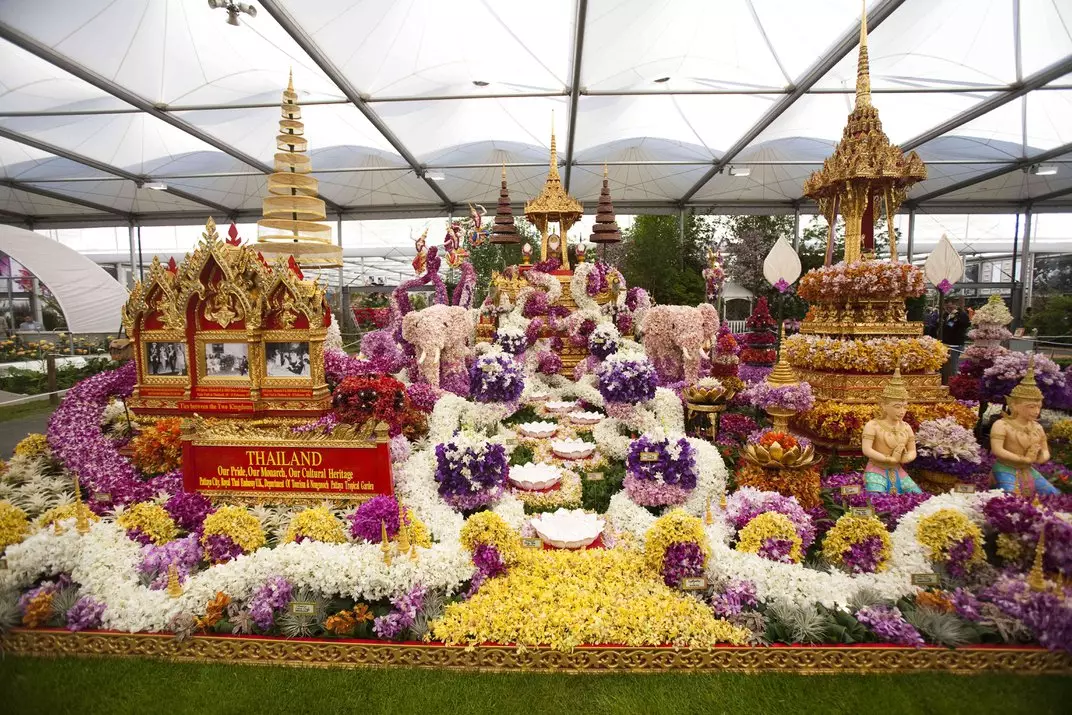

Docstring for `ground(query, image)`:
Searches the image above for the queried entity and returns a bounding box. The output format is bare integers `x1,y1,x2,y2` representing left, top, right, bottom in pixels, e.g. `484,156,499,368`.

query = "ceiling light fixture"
138,181,168,190
728,166,751,177
426,171,446,182
653,76,671,84
1029,164,1058,176
207,0,256,26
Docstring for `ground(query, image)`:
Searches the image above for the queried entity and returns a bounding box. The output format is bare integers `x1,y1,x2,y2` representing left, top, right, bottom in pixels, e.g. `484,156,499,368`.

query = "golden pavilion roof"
802,6,927,201
524,126,583,222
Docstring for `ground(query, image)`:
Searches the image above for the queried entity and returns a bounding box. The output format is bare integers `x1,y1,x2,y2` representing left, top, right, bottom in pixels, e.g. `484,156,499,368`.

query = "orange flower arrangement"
21,591,54,628
915,590,955,613
795,401,975,446
325,604,375,635
758,431,797,450
196,591,231,632
736,462,822,509
130,418,184,476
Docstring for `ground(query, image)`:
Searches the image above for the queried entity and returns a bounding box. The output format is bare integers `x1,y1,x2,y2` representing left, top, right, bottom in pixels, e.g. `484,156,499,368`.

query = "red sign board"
182,441,393,501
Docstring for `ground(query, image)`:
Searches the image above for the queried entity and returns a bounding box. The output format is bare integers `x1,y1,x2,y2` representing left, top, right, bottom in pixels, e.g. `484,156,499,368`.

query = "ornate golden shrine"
802,5,926,264
122,217,332,418
524,121,583,264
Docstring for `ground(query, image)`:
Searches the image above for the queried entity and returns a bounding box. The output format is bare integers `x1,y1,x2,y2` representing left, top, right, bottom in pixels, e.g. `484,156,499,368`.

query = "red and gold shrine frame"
181,419,393,504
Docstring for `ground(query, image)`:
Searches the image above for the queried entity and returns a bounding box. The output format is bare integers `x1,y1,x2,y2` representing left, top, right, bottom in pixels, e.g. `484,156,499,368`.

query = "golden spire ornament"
1028,525,1047,591
524,112,583,264
256,69,341,268
704,499,714,525
719,492,728,511
1009,355,1044,403
74,478,90,535
397,517,411,555
166,563,183,598
381,520,393,566
879,366,910,402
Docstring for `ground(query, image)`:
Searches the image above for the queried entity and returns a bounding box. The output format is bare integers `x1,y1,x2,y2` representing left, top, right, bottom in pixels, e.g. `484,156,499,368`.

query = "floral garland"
434,434,508,511
784,334,948,374
915,508,985,577
822,514,892,574
735,512,803,563
798,260,926,303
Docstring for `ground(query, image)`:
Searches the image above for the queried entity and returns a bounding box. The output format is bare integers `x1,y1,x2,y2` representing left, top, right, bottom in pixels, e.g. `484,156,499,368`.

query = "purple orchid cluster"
494,328,529,356
324,345,405,387
625,435,698,508
349,495,406,543
291,412,341,435
597,354,657,405
725,488,816,551
66,596,106,632
588,324,620,361
741,380,815,412
711,580,759,617
406,383,441,414
523,290,550,318
912,453,994,490
586,261,610,296
661,541,706,588
139,534,202,589
204,533,244,564
46,361,157,511
981,574,1072,653
373,585,426,640
434,439,508,511
469,352,525,403
467,543,508,597
248,576,294,631
536,350,563,376
615,311,633,336
855,604,926,647
737,364,773,385
842,536,888,574
757,537,798,563
982,352,1069,408
822,472,931,529
983,495,1072,577
164,492,215,533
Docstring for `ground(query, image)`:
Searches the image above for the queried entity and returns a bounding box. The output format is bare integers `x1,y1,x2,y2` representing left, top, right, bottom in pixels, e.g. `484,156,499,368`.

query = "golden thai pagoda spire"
525,114,583,264
256,71,342,268
803,3,926,265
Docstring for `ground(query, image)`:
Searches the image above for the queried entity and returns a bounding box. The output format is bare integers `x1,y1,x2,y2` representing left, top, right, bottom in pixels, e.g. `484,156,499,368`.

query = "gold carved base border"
3,630,1070,674
796,369,951,403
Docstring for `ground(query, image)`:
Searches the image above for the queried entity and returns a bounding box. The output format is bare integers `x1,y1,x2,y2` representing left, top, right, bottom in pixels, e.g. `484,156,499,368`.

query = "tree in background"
713,215,794,301
619,214,713,305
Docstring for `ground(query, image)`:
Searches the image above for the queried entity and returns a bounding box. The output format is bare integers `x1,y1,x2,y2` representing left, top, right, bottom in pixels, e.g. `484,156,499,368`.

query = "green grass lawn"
1,656,1070,715
0,399,54,424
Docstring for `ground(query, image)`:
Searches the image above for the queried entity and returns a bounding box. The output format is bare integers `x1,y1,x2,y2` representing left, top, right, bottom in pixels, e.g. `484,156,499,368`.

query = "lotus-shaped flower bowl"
526,391,550,403
544,400,577,414
741,440,817,469
551,438,596,460
683,383,737,405
568,410,603,426
516,421,558,439
508,462,562,491
530,508,605,549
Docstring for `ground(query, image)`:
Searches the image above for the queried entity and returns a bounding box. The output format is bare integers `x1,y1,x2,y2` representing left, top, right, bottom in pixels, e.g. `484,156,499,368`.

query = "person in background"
940,297,970,383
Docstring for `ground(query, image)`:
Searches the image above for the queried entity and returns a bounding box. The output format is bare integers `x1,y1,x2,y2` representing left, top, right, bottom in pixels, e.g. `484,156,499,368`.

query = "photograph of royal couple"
146,342,186,376
266,342,310,377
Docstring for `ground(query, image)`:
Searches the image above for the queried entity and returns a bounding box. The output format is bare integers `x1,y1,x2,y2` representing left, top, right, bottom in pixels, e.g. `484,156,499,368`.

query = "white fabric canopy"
0,223,128,333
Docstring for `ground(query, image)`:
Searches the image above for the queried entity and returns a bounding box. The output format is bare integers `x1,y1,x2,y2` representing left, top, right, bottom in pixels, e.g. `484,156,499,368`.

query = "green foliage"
1026,294,1072,336
620,214,712,305
764,602,829,644
503,405,541,426
580,459,626,513
0,357,116,395
508,444,535,467
902,605,978,648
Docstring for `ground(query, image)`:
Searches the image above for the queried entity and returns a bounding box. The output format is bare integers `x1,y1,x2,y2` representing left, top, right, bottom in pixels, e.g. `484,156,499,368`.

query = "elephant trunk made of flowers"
640,303,720,384
401,304,474,388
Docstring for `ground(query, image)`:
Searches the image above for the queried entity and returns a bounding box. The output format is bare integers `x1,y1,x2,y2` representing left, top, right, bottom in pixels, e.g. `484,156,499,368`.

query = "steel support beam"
1018,207,1032,320
1030,185,1072,203
0,126,238,217
906,209,916,263
907,140,1072,206
900,55,1072,152
678,0,907,205
563,0,589,191
259,0,455,212
0,178,130,218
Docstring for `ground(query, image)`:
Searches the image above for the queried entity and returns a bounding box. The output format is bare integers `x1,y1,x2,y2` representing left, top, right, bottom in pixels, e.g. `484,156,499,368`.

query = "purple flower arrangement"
139,534,202,590
738,364,773,385
586,261,610,296
470,352,525,403
981,574,1072,653
725,488,816,551
406,383,441,413
741,380,815,412
494,328,529,356
588,324,620,361
203,533,244,564
711,580,759,617
536,350,563,376
522,290,550,318
625,435,698,507
66,596,106,632
597,353,657,405
982,351,1067,407
349,495,404,543
164,492,215,533
855,604,926,647
434,437,508,511
467,543,508,597
822,472,931,529
248,576,294,631
983,495,1072,577
661,541,706,588
842,535,888,574
373,585,426,639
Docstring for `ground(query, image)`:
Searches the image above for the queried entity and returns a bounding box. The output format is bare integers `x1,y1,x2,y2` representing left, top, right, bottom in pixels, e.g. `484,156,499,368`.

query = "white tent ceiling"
1,0,1071,231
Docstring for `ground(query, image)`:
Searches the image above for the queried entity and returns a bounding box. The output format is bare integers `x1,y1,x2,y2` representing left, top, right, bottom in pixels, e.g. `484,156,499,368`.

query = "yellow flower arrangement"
460,511,521,564
511,470,583,511
736,463,822,510
22,590,54,628
201,505,266,556
36,503,101,529
116,502,179,545
1050,418,1072,442
0,501,30,551
643,509,710,575
796,400,975,446
282,506,347,544
916,509,984,570
784,334,948,375
735,512,803,563
995,532,1025,562
821,514,892,572
14,433,50,460
405,510,433,548
430,549,749,651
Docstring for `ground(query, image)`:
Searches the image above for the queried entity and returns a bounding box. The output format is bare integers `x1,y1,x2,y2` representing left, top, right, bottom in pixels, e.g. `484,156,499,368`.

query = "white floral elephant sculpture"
640,303,719,383
401,304,474,388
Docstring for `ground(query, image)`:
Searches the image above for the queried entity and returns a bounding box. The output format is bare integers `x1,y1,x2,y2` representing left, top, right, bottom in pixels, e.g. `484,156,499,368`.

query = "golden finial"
704,499,713,525
381,520,393,566
397,509,411,555
1028,525,1047,591
409,539,419,562
719,492,728,511
766,324,799,387
603,163,608,179
166,563,182,598
73,478,90,534
856,0,872,109
879,365,910,402
501,161,506,181
548,111,560,180
287,67,294,93
1009,354,1044,403
53,520,65,535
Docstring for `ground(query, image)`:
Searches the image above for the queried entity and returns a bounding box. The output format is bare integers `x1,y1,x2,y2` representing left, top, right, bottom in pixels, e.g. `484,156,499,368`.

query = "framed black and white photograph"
266,342,311,378
145,342,187,376
204,342,250,378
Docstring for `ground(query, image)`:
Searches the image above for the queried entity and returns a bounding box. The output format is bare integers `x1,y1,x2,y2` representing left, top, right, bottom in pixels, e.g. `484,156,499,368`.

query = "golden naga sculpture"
803,3,927,264
990,358,1058,496
524,116,583,265
256,70,341,268
861,367,922,494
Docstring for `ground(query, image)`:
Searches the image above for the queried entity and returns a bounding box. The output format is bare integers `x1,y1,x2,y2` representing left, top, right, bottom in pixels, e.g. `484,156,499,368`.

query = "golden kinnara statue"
861,367,922,494
990,359,1057,496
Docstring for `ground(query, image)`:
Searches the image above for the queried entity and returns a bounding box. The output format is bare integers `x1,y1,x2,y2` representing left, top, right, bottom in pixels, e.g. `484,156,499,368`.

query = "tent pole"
127,220,137,288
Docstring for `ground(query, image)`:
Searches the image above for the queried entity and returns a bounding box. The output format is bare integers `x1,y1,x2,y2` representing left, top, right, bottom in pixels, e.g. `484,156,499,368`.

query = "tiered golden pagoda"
802,3,926,264
256,71,342,268
524,118,583,264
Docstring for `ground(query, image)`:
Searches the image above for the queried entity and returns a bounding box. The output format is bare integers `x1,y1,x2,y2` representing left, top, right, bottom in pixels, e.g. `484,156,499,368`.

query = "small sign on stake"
953,483,976,494
288,601,316,616
639,451,659,463
849,506,875,517
911,573,941,587
586,471,604,482
840,485,862,496
94,492,112,503
680,576,709,591
522,537,543,549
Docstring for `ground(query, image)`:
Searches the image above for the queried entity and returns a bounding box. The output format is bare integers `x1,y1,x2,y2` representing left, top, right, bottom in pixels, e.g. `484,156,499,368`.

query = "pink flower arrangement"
741,380,814,412
798,260,926,303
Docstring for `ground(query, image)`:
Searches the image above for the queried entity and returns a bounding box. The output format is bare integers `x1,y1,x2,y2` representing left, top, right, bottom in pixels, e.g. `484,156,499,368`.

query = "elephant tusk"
435,346,442,366
681,347,690,361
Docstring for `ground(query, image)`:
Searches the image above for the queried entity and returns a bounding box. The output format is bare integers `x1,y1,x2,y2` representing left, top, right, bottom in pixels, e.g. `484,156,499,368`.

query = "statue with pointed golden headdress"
990,357,1057,496
861,367,922,494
